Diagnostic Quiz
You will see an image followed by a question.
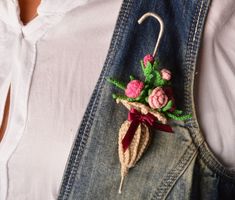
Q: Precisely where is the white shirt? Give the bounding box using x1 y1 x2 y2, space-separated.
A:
0 0 122 199
196 0 235 169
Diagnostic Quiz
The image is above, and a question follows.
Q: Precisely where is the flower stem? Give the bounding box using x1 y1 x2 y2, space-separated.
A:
107 78 126 90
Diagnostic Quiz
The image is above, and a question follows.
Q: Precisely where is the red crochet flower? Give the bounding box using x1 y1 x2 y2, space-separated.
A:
125 80 144 98
143 54 154 66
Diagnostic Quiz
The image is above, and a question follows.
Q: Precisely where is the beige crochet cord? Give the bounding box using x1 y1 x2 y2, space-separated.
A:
116 99 167 193
116 99 167 124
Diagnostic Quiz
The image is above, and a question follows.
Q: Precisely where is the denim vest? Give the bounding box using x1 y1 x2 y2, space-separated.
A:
58 0 235 199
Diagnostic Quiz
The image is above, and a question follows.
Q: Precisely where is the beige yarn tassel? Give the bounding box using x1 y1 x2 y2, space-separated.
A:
118 121 150 193
116 98 167 193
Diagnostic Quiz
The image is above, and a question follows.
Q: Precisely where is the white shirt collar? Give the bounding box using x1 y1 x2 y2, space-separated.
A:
0 0 88 28
37 0 89 14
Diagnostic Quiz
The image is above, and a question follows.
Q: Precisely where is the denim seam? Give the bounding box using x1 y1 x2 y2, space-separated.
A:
151 143 197 200
184 0 235 180
57 0 134 199
184 0 206 146
150 1 208 199
199 141 235 181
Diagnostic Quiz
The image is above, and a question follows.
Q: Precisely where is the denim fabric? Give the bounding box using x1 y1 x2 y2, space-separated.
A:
58 0 235 199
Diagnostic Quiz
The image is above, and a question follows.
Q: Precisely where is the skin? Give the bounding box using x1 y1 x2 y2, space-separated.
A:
0 0 41 142
18 0 41 24
0 89 10 142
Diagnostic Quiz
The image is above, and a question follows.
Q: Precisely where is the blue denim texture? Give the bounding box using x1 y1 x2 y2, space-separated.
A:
58 0 235 199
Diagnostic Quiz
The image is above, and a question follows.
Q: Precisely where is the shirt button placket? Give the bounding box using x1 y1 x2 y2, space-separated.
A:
0 35 37 200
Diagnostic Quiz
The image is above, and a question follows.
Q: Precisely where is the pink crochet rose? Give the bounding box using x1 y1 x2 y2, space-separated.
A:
125 80 144 98
161 69 171 80
148 87 168 109
143 54 154 66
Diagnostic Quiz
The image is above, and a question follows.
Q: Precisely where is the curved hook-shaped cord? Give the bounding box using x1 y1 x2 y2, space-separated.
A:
138 12 164 58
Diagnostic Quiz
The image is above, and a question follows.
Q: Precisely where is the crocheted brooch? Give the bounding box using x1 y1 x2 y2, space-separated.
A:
107 12 192 194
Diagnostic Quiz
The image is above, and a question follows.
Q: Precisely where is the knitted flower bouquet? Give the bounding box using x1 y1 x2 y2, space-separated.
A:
107 54 191 193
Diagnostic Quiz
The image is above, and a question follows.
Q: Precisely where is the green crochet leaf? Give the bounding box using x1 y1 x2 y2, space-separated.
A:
141 61 153 76
145 61 153 72
153 70 167 87
153 71 161 86
153 60 160 70
144 84 149 89
135 88 148 102
148 89 153 96
166 112 192 121
141 60 145 73
145 74 154 83
112 94 136 102
162 100 173 112
145 96 149 103
107 78 126 90
172 109 183 115
129 75 135 80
